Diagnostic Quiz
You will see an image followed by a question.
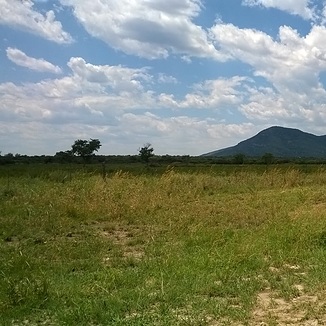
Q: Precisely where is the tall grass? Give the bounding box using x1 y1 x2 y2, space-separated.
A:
1 166 326 325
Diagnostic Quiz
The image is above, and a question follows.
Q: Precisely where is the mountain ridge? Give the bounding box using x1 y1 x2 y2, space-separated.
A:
204 126 326 158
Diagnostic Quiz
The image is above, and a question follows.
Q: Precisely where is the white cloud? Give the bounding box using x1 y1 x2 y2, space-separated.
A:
157 73 178 84
239 84 326 128
0 58 156 129
3 1 326 156
0 55 258 154
240 87 296 122
59 0 227 60
0 0 73 43
66 57 151 93
3 53 326 128
0 57 247 125
6 47 62 74
209 22 326 125
242 0 315 20
159 76 250 110
180 77 249 109
0 113 257 156
117 112 256 155
2 52 326 155
210 23 326 92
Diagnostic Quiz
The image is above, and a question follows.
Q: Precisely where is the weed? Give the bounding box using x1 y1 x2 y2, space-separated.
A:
4 275 50 308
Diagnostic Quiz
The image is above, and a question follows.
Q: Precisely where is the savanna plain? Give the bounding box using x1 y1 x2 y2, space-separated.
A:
2 164 326 325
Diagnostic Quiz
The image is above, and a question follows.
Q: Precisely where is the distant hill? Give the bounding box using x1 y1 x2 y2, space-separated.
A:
204 126 326 158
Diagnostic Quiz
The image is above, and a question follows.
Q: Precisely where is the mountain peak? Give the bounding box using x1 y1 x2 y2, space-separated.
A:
204 126 326 158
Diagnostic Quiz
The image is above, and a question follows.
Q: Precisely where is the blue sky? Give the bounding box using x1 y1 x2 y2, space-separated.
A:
1 0 326 156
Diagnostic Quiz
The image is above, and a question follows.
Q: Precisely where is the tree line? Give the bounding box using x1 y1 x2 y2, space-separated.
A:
1 139 326 165
0 139 155 165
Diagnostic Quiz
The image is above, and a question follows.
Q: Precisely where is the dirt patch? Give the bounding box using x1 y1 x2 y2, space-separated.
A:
96 223 148 262
251 285 323 325
3 235 20 246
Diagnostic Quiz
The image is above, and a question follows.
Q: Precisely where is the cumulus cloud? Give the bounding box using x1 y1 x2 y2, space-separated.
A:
6 47 62 74
0 57 248 124
242 0 315 20
116 112 255 154
1 50 326 154
209 21 326 124
0 55 261 154
59 0 227 60
157 73 178 84
0 58 155 130
210 23 326 91
181 77 249 109
2 53 326 128
240 83 326 125
158 76 250 110
0 0 73 43
66 57 151 93
0 113 256 155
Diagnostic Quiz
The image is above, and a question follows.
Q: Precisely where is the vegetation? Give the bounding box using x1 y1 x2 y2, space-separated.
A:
71 139 102 163
261 152 275 165
138 143 154 164
2 151 326 166
1 163 326 325
233 153 246 164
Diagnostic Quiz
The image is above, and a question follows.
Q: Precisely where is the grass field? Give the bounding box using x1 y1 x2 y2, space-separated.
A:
1 164 326 325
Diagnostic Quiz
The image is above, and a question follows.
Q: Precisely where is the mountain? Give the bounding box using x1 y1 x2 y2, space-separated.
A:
204 126 326 158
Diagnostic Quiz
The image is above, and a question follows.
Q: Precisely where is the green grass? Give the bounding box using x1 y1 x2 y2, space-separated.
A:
1 165 326 325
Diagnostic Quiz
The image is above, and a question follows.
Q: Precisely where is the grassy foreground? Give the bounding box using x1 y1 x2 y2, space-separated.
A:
1 166 326 325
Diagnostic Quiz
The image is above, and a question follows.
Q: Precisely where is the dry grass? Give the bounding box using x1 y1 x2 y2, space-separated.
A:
1 165 326 325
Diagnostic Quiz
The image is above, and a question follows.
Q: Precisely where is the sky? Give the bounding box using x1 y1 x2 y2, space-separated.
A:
1 0 326 156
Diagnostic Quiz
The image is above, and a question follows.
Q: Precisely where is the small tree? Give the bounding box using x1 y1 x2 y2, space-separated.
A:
71 138 101 163
139 143 154 164
261 152 274 165
233 153 245 164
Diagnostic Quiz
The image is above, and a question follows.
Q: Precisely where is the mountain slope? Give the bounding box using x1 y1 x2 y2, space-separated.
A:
204 126 326 158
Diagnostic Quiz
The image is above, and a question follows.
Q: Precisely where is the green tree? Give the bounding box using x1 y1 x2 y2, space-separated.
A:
261 152 274 165
71 139 101 163
55 150 74 163
139 143 154 164
233 153 245 164
2 153 15 164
